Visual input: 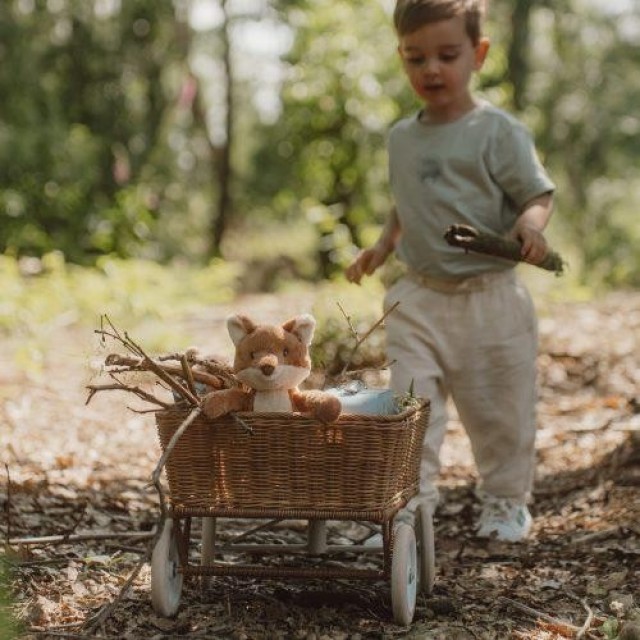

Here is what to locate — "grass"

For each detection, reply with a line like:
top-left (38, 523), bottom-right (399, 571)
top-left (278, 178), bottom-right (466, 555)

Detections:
top-left (0, 218), bottom-right (599, 377)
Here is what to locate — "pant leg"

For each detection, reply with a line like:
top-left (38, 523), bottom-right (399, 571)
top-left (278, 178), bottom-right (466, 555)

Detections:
top-left (447, 275), bottom-right (538, 502)
top-left (384, 277), bottom-right (450, 506)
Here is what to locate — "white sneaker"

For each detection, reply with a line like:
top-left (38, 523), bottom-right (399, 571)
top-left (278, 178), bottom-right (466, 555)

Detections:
top-left (477, 497), bottom-right (532, 542)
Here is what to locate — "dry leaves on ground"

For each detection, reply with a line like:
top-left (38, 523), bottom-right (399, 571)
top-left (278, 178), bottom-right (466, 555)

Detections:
top-left (1, 291), bottom-right (639, 639)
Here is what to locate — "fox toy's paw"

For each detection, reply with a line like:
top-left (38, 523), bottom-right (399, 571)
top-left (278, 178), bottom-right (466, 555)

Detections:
top-left (313, 394), bottom-right (342, 423)
top-left (292, 390), bottom-right (342, 423)
top-left (201, 388), bottom-right (251, 419)
top-left (201, 392), bottom-right (227, 419)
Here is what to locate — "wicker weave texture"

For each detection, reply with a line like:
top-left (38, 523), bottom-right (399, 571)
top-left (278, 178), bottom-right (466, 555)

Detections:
top-left (155, 403), bottom-right (429, 513)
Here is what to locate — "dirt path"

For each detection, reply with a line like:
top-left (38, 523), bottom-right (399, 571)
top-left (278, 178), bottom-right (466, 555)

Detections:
top-left (2, 291), bottom-right (639, 639)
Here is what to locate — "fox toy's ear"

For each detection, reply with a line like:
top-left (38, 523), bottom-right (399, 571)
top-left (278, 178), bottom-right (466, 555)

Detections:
top-left (227, 315), bottom-right (256, 346)
top-left (283, 314), bottom-right (316, 347)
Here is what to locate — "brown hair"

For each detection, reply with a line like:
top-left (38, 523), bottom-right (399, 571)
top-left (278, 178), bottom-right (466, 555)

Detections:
top-left (393, 0), bottom-right (486, 44)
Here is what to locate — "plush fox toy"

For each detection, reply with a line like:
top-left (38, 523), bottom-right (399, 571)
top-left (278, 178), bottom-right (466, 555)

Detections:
top-left (201, 314), bottom-right (341, 423)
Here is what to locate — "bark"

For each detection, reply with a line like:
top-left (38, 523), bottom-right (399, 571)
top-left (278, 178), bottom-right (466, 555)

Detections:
top-left (211, 0), bottom-right (234, 255)
top-left (443, 224), bottom-right (565, 274)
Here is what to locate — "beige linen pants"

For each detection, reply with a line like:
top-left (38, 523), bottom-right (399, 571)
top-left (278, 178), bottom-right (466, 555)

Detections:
top-left (384, 269), bottom-right (538, 507)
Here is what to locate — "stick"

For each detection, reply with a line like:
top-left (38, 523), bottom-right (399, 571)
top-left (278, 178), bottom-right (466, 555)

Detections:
top-left (151, 407), bottom-right (203, 497)
top-left (81, 555), bottom-right (147, 634)
top-left (104, 354), bottom-right (226, 389)
top-left (181, 353), bottom-right (197, 396)
top-left (498, 596), bottom-right (581, 634)
top-left (444, 224), bottom-right (565, 274)
top-left (125, 337), bottom-right (200, 406)
top-left (85, 380), bottom-right (172, 409)
top-left (337, 301), bottom-right (400, 378)
top-left (83, 408), bottom-right (202, 633)
top-left (8, 531), bottom-right (155, 547)
top-left (566, 593), bottom-right (595, 639)
top-left (4, 464), bottom-right (11, 547)
top-left (94, 316), bottom-right (201, 405)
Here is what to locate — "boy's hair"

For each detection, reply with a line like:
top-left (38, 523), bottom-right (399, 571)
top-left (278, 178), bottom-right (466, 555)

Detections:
top-left (394, 0), bottom-right (486, 44)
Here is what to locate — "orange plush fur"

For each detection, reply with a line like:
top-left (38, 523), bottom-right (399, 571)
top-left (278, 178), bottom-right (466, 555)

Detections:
top-left (202, 314), bottom-right (341, 423)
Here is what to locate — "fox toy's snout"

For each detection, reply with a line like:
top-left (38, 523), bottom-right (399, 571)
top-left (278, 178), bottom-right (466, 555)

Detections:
top-left (257, 354), bottom-right (278, 377)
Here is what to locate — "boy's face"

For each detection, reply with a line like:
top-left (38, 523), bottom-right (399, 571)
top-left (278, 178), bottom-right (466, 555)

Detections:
top-left (398, 15), bottom-right (489, 122)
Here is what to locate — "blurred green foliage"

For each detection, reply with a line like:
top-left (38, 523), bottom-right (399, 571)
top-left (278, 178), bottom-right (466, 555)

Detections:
top-left (1, 0), bottom-right (639, 287)
top-left (0, 559), bottom-right (18, 640)
top-left (0, 252), bottom-right (238, 336)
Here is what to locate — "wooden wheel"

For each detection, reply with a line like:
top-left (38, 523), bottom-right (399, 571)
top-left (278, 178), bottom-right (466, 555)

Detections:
top-left (416, 503), bottom-right (436, 594)
top-left (391, 523), bottom-right (418, 626)
top-left (151, 519), bottom-right (183, 617)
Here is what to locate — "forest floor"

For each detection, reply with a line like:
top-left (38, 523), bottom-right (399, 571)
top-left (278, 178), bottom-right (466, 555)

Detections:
top-left (1, 288), bottom-right (640, 640)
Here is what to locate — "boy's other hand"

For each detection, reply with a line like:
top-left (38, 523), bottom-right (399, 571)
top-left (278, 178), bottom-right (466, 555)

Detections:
top-left (346, 246), bottom-right (388, 284)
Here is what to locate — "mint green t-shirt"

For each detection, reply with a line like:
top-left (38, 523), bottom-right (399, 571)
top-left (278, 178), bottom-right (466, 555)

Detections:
top-left (388, 101), bottom-right (555, 279)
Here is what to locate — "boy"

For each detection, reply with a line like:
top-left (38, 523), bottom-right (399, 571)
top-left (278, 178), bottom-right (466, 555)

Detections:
top-left (346, 0), bottom-right (555, 541)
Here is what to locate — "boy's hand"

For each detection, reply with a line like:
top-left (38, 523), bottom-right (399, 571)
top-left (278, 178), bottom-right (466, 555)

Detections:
top-left (346, 245), bottom-right (389, 284)
top-left (511, 192), bottom-right (554, 265)
top-left (511, 222), bottom-right (548, 265)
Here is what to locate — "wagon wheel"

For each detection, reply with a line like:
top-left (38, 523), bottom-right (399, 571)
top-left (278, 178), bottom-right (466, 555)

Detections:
top-left (416, 503), bottom-right (436, 594)
top-left (151, 519), bottom-right (184, 617)
top-left (391, 523), bottom-right (418, 626)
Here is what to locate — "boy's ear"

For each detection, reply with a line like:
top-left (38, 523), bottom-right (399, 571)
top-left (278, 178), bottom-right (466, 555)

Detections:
top-left (474, 37), bottom-right (490, 70)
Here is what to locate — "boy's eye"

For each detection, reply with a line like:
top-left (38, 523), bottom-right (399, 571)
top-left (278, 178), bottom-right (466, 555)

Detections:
top-left (406, 57), bottom-right (424, 67)
top-left (440, 53), bottom-right (459, 62)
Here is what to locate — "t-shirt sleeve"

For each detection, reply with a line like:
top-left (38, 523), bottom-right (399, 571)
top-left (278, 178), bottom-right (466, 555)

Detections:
top-left (487, 117), bottom-right (556, 211)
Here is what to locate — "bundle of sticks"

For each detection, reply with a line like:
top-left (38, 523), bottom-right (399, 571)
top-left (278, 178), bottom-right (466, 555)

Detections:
top-left (86, 315), bottom-right (239, 410)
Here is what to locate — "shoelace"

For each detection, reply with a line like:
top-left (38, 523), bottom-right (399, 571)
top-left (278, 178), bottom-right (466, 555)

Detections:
top-left (482, 498), bottom-right (517, 521)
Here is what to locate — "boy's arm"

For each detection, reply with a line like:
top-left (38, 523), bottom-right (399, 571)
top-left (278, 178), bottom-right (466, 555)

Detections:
top-left (346, 207), bottom-right (401, 284)
top-left (511, 192), bottom-right (554, 265)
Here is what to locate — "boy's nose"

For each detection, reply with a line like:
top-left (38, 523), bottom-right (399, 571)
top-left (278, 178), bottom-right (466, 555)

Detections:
top-left (422, 58), bottom-right (439, 75)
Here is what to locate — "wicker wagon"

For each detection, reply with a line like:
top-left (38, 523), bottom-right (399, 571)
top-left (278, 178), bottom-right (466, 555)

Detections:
top-left (151, 401), bottom-right (434, 626)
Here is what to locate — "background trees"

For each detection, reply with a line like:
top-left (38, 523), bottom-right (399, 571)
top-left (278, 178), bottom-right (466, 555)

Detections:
top-left (1, 0), bottom-right (639, 286)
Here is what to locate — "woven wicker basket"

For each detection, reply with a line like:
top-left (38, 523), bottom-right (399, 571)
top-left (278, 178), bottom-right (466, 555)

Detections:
top-left (155, 402), bottom-right (429, 515)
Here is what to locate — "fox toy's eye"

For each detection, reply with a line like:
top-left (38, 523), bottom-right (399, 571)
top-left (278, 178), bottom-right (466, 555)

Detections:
top-left (250, 352), bottom-right (256, 359)
top-left (283, 348), bottom-right (289, 357)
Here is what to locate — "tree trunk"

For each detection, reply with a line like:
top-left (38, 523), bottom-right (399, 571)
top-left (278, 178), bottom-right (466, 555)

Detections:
top-left (507, 0), bottom-right (534, 112)
top-left (211, 0), bottom-right (234, 256)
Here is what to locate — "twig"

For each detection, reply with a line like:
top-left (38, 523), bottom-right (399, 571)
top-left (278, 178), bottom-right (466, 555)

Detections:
top-left (498, 596), bottom-right (581, 634)
top-left (104, 353), bottom-right (226, 388)
top-left (126, 333), bottom-right (200, 406)
top-left (81, 408), bottom-right (202, 633)
top-left (232, 413), bottom-right (254, 434)
top-left (337, 301), bottom-right (400, 378)
top-left (151, 406), bottom-right (203, 514)
top-left (572, 527), bottom-right (621, 544)
top-left (30, 633), bottom-right (117, 639)
top-left (8, 531), bottom-right (155, 547)
top-left (94, 315), bottom-right (200, 406)
top-left (566, 593), bottom-right (595, 639)
top-left (81, 554), bottom-right (147, 634)
top-left (85, 379), bottom-right (172, 409)
top-left (181, 353), bottom-right (197, 395)
top-left (4, 464), bottom-right (11, 547)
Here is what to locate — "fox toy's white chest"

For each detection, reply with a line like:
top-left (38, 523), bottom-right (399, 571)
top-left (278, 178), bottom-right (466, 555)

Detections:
top-left (252, 389), bottom-right (293, 412)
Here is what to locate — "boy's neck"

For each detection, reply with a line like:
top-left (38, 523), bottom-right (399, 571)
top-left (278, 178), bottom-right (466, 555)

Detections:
top-left (420, 97), bottom-right (479, 125)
